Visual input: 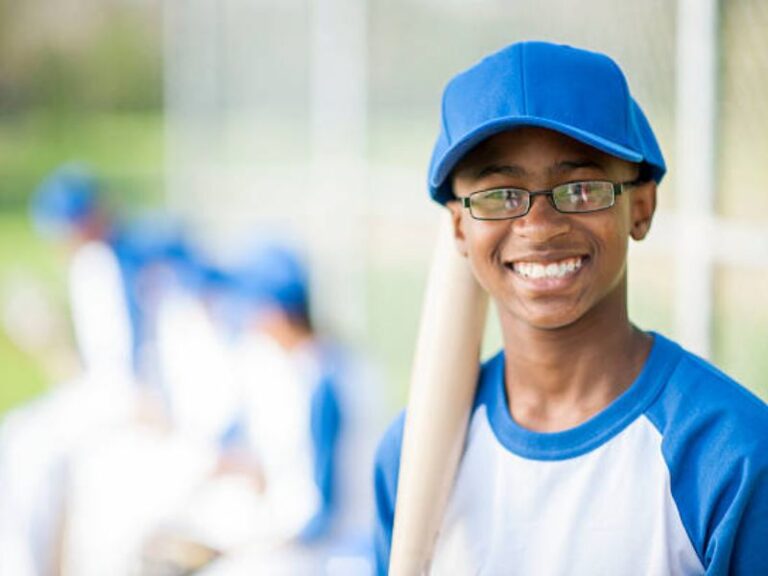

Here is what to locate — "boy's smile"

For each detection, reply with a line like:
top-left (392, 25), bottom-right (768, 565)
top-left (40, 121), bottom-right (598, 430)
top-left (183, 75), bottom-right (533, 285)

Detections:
top-left (447, 127), bottom-right (656, 332)
top-left (507, 253), bottom-right (586, 290)
top-left (510, 256), bottom-right (584, 281)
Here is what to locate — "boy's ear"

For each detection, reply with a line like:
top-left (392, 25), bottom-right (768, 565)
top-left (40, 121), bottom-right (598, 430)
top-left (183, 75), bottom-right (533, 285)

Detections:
top-left (629, 181), bottom-right (657, 241)
top-left (446, 200), bottom-right (469, 256)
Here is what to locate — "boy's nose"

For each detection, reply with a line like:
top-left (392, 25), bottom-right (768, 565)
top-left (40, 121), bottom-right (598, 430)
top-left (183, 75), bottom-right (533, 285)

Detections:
top-left (511, 194), bottom-right (571, 243)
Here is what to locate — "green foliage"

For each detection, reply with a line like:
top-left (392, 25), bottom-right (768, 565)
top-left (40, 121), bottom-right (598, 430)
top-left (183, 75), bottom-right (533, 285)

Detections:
top-left (0, 1), bottom-right (162, 116)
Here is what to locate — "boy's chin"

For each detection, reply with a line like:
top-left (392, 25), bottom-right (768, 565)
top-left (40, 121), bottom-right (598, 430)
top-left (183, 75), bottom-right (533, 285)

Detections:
top-left (500, 301), bottom-right (590, 332)
top-left (522, 315), bottom-right (583, 332)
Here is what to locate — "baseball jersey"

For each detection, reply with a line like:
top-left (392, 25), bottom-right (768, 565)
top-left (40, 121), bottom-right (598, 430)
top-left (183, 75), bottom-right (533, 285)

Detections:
top-left (373, 332), bottom-right (768, 575)
top-left (233, 334), bottom-right (342, 543)
top-left (69, 240), bottom-right (135, 379)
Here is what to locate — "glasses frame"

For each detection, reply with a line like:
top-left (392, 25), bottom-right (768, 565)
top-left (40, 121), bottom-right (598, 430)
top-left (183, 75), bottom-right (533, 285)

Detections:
top-left (460, 179), bottom-right (641, 221)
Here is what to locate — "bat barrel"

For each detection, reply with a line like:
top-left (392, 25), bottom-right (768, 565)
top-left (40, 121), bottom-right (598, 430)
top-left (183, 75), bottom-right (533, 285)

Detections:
top-left (389, 214), bottom-right (488, 575)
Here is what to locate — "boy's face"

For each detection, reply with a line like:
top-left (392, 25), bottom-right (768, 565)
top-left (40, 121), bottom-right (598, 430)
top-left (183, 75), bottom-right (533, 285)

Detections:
top-left (447, 127), bottom-right (656, 332)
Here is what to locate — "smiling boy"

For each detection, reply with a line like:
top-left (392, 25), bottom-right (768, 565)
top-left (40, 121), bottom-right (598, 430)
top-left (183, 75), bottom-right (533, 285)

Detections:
top-left (373, 41), bottom-right (768, 575)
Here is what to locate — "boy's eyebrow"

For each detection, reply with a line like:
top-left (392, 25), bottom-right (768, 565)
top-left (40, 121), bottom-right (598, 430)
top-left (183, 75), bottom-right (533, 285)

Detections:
top-left (474, 164), bottom-right (528, 179)
top-left (550, 159), bottom-right (604, 174)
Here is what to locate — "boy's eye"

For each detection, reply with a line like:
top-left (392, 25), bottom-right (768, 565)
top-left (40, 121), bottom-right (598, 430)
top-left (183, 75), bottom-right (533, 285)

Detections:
top-left (554, 181), bottom-right (615, 212)
top-left (565, 183), bottom-right (591, 205)
top-left (467, 188), bottom-right (528, 219)
top-left (485, 189), bottom-right (524, 209)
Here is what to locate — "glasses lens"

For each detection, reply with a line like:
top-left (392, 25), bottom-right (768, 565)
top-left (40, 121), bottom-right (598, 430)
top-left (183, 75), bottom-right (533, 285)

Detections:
top-left (470, 188), bottom-right (527, 219)
top-left (553, 181), bottom-right (615, 213)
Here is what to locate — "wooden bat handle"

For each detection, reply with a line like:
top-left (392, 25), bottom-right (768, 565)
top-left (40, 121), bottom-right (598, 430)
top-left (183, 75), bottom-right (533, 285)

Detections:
top-left (389, 213), bottom-right (488, 575)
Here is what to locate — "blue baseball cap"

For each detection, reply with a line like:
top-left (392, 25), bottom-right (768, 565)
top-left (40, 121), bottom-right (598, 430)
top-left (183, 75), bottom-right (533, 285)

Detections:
top-left (428, 41), bottom-right (666, 204)
top-left (232, 241), bottom-right (310, 318)
top-left (31, 164), bottom-right (99, 236)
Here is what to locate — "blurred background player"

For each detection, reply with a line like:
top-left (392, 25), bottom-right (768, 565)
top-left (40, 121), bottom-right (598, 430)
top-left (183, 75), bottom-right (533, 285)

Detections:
top-left (225, 240), bottom-right (344, 545)
top-left (26, 232), bottom-right (382, 576)
top-left (0, 164), bottom-right (148, 576)
top-left (144, 239), bottom-right (382, 575)
top-left (0, 165), bottom-right (206, 576)
top-left (53, 228), bottom-right (241, 576)
top-left (29, 163), bottom-right (139, 382)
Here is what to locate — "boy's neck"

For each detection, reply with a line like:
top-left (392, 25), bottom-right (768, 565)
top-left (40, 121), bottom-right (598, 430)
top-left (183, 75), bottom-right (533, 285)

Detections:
top-left (499, 290), bottom-right (652, 433)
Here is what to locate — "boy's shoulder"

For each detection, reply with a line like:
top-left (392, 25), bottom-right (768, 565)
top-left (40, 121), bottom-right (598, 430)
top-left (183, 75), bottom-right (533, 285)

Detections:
top-left (643, 333), bottom-right (768, 572)
top-left (645, 332), bottom-right (768, 454)
top-left (644, 334), bottom-right (768, 528)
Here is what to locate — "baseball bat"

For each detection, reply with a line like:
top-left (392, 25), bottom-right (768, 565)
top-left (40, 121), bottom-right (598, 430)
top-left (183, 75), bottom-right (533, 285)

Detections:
top-left (388, 212), bottom-right (488, 575)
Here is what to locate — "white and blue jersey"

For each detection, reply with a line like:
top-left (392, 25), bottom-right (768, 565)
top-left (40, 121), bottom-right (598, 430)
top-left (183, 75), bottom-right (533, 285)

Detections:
top-left (374, 333), bottom-right (768, 575)
top-left (223, 335), bottom-right (343, 544)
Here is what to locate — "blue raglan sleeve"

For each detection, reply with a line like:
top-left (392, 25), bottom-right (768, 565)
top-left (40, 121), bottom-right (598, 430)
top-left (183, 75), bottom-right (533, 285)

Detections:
top-left (723, 461), bottom-right (768, 575)
top-left (373, 412), bottom-right (406, 576)
top-left (299, 376), bottom-right (342, 542)
top-left (109, 231), bottom-right (146, 374)
top-left (699, 408), bottom-right (768, 576)
top-left (646, 353), bottom-right (768, 575)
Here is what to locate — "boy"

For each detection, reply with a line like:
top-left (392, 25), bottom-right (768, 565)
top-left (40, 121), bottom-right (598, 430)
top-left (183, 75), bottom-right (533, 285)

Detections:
top-left (373, 41), bottom-right (768, 575)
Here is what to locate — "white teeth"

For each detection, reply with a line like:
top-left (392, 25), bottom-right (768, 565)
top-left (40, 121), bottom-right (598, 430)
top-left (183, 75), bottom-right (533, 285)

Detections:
top-left (513, 257), bottom-right (583, 279)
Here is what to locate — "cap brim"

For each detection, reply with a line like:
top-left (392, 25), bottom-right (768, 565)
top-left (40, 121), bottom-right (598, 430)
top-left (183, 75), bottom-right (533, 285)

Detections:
top-left (430, 116), bottom-right (644, 203)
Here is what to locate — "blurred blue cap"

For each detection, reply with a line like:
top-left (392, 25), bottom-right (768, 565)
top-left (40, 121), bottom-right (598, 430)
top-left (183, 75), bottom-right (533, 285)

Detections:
top-left (117, 216), bottom-right (226, 296)
top-left (428, 41), bottom-right (667, 204)
top-left (119, 214), bottom-right (190, 265)
top-left (233, 242), bottom-right (309, 317)
top-left (31, 164), bottom-right (99, 236)
top-left (174, 257), bottom-right (236, 296)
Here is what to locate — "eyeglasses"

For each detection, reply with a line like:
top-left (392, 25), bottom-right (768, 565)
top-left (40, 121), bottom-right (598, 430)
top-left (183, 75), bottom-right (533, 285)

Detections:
top-left (460, 180), bottom-right (640, 221)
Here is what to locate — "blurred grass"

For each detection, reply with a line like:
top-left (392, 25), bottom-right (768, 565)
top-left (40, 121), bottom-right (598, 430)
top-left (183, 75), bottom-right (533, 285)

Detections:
top-left (0, 212), bottom-right (62, 415)
top-left (0, 329), bottom-right (48, 415)
top-left (0, 111), bottom-right (164, 211)
top-left (0, 213), bottom-right (65, 282)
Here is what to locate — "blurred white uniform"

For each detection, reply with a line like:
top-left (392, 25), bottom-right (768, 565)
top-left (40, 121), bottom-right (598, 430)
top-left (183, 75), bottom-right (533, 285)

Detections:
top-left (148, 333), bottom-right (321, 556)
top-left (153, 284), bottom-right (240, 444)
top-left (194, 333), bottom-right (384, 576)
top-left (61, 424), bottom-right (218, 576)
top-left (59, 269), bottom-right (245, 576)
top-left (59, 330), bottom-right (338, 576)
top-left (0, 239), bottom-right (139, 576)
top-left (69, 240), bottom-right (135, 381)
top-left (0, 373), bottom-right (136, 576)
top-left (234, 334), bottom-right (323, 541)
